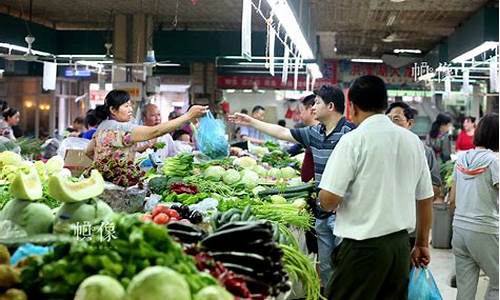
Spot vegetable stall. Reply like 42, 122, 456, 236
0, 141, 321, 300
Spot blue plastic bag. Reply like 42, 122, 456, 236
10, 243, 52, 266
408, 267, 443, 300
196, 111, 229, 159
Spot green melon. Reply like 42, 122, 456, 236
53, 199, 113, 233
47, 170, 104, 203
0, 199, 54, 235
9, 168, 43, 200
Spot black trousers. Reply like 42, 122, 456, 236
326, 230, 411, 300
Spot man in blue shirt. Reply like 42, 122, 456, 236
229, 85, 355, 288
239, 105, 268, 144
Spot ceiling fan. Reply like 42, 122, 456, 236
381, 32, 408, 43
0, 35, 52, 63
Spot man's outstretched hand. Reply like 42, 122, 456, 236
227, 113, 254, 126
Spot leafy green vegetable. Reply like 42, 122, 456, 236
162, 154, 194, 177
262, 150, 299, 169
21, 214, 217, 299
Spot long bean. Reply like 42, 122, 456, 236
280, 244, 324, 300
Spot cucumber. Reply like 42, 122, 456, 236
257, 182, 315, 197
220, 208, 241, 224
241, 205, 253, 221
229, 213, 241, 222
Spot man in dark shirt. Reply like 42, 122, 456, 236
229, 85, 355, 288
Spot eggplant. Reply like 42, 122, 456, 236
209, 251, 272, 271
167, 222, 205, 235
167, 229, 204, 244
201, 227, 273, 250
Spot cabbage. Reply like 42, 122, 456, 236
292, 198, 307, 210
204, 166, 225, 181
74, 275, 125, 300
222, 169, 240, 185
194, 286, 233, 300
240, 170, 259, 189
233, 156, 257, 169
267, 168, 282, 179
280, 167, 297, 179
270, 195, 286, 204
252, 165, 268, 177
0, 199, 54, 235
127, 266, 191, 300
287, 177, 303, 187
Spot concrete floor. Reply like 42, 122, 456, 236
429, 247, 489, 300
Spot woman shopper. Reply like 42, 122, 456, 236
426, 113, 453, 162
455, 116, 476, 152
86, 90, 207, 162
1, 108, 20, 140
449, 113, 498, 300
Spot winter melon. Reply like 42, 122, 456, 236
0, 199, 54, 235
53, 199, 113, 233
47, 170, 104, 203
9, 168, 43, 200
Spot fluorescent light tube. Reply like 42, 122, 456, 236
393, 49, 422, 54
351, 58, 384, 63
265, 0, 314, 59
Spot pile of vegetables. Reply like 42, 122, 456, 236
86, 158, 145, 188
142, 203, 203, 225
20, 214, 218, 299
0, 244, 28, 300
201, 221, 291, 298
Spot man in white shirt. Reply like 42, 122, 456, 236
318, 75, 434, 300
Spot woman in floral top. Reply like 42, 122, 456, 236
86, 90, 207, 162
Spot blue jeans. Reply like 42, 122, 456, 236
316, 214, 341, 286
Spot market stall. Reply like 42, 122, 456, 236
0, 135, 320, 300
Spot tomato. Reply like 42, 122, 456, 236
166, 209, 181, 219
141, 214, 153, 222
152, 204, 169, 217
153, 213, 170, 224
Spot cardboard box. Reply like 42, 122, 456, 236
64, 149, 92, 177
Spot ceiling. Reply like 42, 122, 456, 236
0, 0, 497, 59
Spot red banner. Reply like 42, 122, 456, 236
216, 60, 339, 90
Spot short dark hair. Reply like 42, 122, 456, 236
385, 102, 417, 120
173, 129, 190, 141
73, 117, 84, 125
103, 90, 131, 119
314, 85, 345, 113
3, 108, 18, 120
85, 109, 101, 128
348, 75, 388, 113
252, 105, 265, 114
464, 116, 476, 123
473, 113, 498, 152
302, 94, 315, 108
240, 108, 249, 114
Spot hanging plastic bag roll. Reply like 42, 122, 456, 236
196, 111, 229, 159
408, 267, 443, 300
